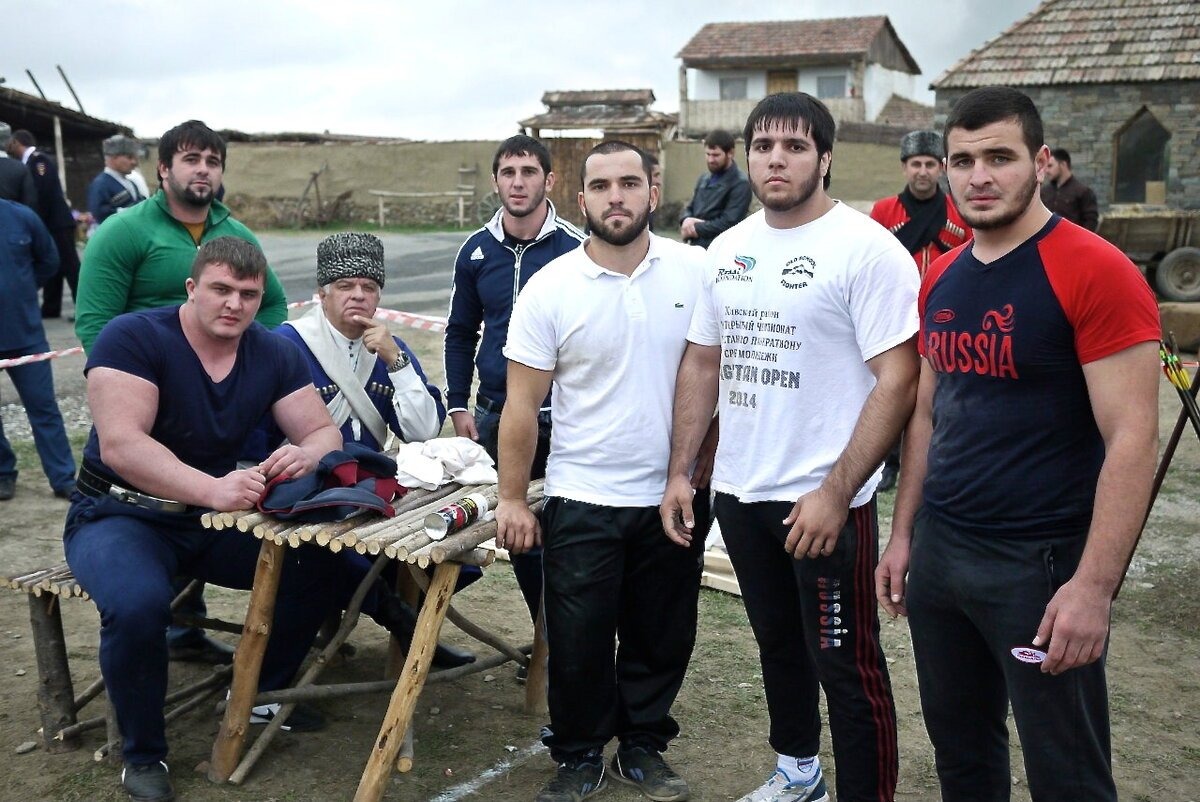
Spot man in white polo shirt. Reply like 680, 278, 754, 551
496, 140, 712, 802
662, 93, 919, 802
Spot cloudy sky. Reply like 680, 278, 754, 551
4, 0, 1042, 140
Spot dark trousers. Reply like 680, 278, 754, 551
0, 343, 77, 490
40, 227, 80, 318
475, 402, 549, 622
63, 495, 336, 766
716, 493, 897, 802
540, 495, 707, 762
906, 508, 1116, 802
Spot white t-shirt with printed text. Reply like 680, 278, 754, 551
688, 202, 918, 505
505, 234, 707, 507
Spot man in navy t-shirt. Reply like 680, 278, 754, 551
876, 88, 1161, 802
63, 237, 344, 802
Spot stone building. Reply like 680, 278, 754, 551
932, 0, 1200, 209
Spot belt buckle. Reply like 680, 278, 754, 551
108, 486, 143, 507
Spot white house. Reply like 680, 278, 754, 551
676, 16, 924, 136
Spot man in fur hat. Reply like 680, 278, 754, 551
870, 130, 971, 278
88, 134, 145, 225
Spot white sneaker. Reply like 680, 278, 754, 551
735, 768, 829, 802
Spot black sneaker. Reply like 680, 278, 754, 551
536, 755, 608, 802
516, 662, 529, 683
612, 747, 689, 802
121, 760, 175, 802
0, 477, 15, 501
250, 702, 327, 732
168, 635, 235, 665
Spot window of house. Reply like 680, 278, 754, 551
816, 75, 846, 99
1114, 107, 1170, 203
719, 78, 748, 100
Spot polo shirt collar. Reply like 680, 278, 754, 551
577, 232, 665, 280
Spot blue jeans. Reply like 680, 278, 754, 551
64, 495, 338, 765
475, 405, 548, 622
0, 343, 76, 491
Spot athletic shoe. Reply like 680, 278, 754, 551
611, 746, 690, 801
536, 754, 608, 802
167, 634, 235, 665
249, 701, 327, 732
734, 767, 828, 802
516, 662, 529, 683
121, 760, 175, 802
0, 477, 15, 501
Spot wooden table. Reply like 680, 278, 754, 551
202, 481, 547, 802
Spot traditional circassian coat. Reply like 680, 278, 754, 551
870, 188, 971, 276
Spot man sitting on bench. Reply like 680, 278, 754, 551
64, 237, 344, 802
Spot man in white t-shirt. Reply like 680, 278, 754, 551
661, 93, 920, 802
497, 141, 713, 802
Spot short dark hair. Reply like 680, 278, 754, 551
1050, 147, 1071, 166
943, 87, 1044, 160
492, 134, 552, 177
12, 129, 35, 147
190, 236, 268, 283
704, 129, 736, 152
159, 120, 227, 170
579, 140, 653, 189
743, 93, 836, 189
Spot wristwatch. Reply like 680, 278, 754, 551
387, 352, 411, 372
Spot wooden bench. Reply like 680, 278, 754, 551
4, 565, 235, 762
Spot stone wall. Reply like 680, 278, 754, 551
219, 135, 910, 229
935, 81, 1200, 209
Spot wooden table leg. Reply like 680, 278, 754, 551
27, 593, 79, 753
523, 596, 549, 716
354, 562, 460, 802
208, 539, 285, 783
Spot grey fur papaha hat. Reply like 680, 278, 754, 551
900, 130, 944, 162
317, 232, 386, 288
103, 134, 140, 156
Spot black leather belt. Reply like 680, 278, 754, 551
475, 393, 504, 415
77, 461, 196, 514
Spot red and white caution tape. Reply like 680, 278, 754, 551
0, 346, 84, 370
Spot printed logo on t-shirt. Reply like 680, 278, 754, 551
781, 256, 815, 290
925, 303, 1019, 379
470, 246, 485, 261
717, 255, 756, 283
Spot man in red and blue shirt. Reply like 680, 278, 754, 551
877, 87, 1160, 802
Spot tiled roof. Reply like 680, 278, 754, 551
542, 90, 655, 107
875, 94, 935, 128
934, 0, 1200, 89
519, 89, 674, 131
677, 17, 919, 73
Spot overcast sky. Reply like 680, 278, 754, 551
3, 0, 1043, 140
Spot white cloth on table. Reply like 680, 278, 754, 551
394, 437, 497, 490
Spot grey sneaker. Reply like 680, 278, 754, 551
735, 768, 828, 802
121, 760, 175, 802
536, 756, 608, 802
612, 747, 689, 801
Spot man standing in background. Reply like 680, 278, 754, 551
5, 129, 80, 319
1041, 147, 1099, 230
0, 123, 37, 207
444, 134, 584, 648
679, 129, 751, 248
88, 134, 145, 225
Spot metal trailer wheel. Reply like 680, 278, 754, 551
1155, 247, 1200, 302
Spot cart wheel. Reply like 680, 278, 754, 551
476, 192, 501, 225
1155, 247, 1200, 302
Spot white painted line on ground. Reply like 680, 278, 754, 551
426, 740, 548, 802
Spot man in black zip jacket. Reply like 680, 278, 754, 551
443, 135, 584, 644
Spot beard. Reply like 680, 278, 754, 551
586, 204, 651, 247
167, 174, 214, 207
752, 162, 822, 214
503, 185, 547, 219
958, 172, 1038, 231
